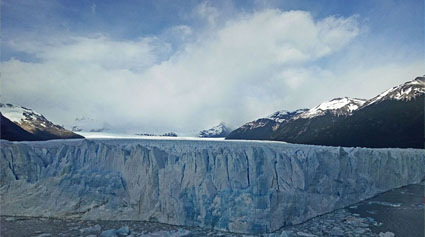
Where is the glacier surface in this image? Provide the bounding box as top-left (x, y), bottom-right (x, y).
top-left (1, 138), bottom-right (424, 234)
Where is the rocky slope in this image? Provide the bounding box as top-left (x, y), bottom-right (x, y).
top-left (0, 113), bottom-right (39, 141)
top-left (269, 97), bottom-right (368, 146)
top-left (228, 76), bottom-right (424, 149)
top-left (272, 76), bottom-right (425, 148)
top-left (362, 76), bottom-right (425, 107)
top-left (227, 98), bottom-right (365, 142)
top-left (294, 97), bottom-right (366, 119)
top-left (1, 139), bottom-right (424, 234)
top-left (199, 122), bottom-right (232, 138)
top-left (0, 103), bottom-right (83, 141)
top-left (226, 109), bottom-right (307, 140)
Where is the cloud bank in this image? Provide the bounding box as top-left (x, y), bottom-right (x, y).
top-left (1, 7), bottom-right (423, 135)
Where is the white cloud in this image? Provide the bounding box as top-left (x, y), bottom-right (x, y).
top-left (195, 1), bottom-right (220, 27)
top-left (2, 8), bottom-right (421, 135)
top-left (6, 36), bottom-right (170, 71)
top-left (171, 25), bottom-right (193, 37)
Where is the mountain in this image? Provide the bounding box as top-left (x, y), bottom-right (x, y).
top-left (226, 109), bottom-right (307, 140)
top-left (362, 77), bottom-right (425, 107)
top-left (199, 122), bottom-right (233, 138)
top-left (0, 103), bottom-right (84, 141)
top-left (71, 117), bottom-right (111, 132)
top-left (136, 132), bottom-right (178, 137)
top-left (271, 76), bottom-right (425, 148)
top-left (294, 97), bottom-right (366, 119)
top-left (0, 113), bottom-right (39, 141)
top-left (269, 97), bottom-right (367, 144)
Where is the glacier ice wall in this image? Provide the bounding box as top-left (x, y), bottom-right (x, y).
top-left (1, 139), bottom-right (424, 234)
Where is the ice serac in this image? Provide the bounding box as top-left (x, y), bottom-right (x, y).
top-left (1, 139), bottom-right (424, 234)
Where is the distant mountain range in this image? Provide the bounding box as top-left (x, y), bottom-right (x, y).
top-left (0, 103), bottom-right (83, 141)
top-left (227, 76), bottom-right (425, 149)
top-left (71, 116), bottom-right (111, 133)
top-left (2, 76), bottom-right (423, 148)
top-left (136, 132), bottom-right (178, 137)
top-left (199, 122), bottom-right (233, 138)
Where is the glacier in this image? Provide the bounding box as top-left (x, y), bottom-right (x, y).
top-left (1, 138), bottom-right (424, 234)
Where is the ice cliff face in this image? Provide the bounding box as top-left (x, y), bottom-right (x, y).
top-left (1, 139), bottom-right (424, 234)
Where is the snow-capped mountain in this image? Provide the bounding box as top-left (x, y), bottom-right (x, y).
top-left (229, 76), bottom-right (424, 148)
top-left (199, 122), bottom-right (233, 138)
top-left (0, 103), bottom-right (46, 128)
top-left (271, 76), bottom-right (424, 148)
top-left (0, 103), bottom-right (83, 141)
top-left (296, 97), bottom-right (367, 119)
top-left (71, 117), bottom-right (111, 132)
top-left (226, 109), bottom-right (307, 140)
top-left (244, 109), bottom-right (308, 131)
top-left (362, 76), bottom-right (425, 107)
top-left (267, 109), bottom-right (309, 122)
top-left (1, 113), bottom-right (39, 141)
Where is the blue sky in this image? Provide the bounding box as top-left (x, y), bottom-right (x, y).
top-left (2, 0), bottom-right (424, 61)
top-left (1, 0), bottom-right (424, 134)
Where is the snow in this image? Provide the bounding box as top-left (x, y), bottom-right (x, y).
top-left (238, 109), bottom-right (308, 131)
top-left (364, 77), bottom-right (425, 106)
top-left (267, 110), bottom-right (290, 122)
top-left (0, 103), bottom-right (42, 124)
top-left (1, 139), bottom-right (424, 234)
top-left (0, 103), bottom-right (60, 133)
top-left (245, 120), bottom-right (268, 129)
top-left (206, 124), bottom-right (224, 134)
top-left (365, 87), bottom-right (397, 106)
top-left (297, 97), bottom-right (366, 119)
top-left (266, 109), bottom-right (307, 123)
top-left (199, 122), bottom-right (231, 137)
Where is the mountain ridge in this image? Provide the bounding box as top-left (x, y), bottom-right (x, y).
top-left (0, 103), bottom-right (84, 141)
top-left (226, 109), bottom-right (307, 140)
top-left (199, 122), bottom-right (233, 138)
top-left (227, 76), bottom-right (424, 148)
top-left (295, 97), bottom-right (367, 119)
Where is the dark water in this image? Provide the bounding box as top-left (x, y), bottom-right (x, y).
top-left (0, 216), bottom-right (245, 237)
top-left (348, 183), bottom-right (424, 237)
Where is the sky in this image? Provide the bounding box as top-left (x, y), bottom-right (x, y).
top-left (1, 0), bottom-right (424, 135)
